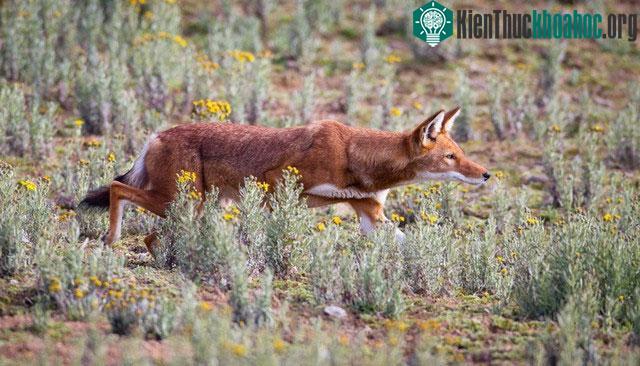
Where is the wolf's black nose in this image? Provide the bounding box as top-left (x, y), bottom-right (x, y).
top-left (483, 172), bottom-right (491, 181)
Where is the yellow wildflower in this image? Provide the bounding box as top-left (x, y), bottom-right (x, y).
top-left (332, 216), bottom-right (342, 225)
top-left (500, 268), bottom-right (508, 276)
top-left (256, 181), bottom-right (270, 192)
top-left (396, 321), bottom-right (409, 332)
top-left (228, 50), bottom-right (255, 63)
top-left (589, 124), bottom-right (604, 133)
top-left (58, 211), bottom-right (76, 222)
top-left (227, 342), bottom-right (247, 357)
top-left (74, 119), bottom-right (84, 127)
top-left (286, 165), bottom-right (300, 175)
top-left (384, 54), bottom-right (402, 64)
top-left (388, 335), bottom-right (399, 346)
top-left (199, 301), bottom-right (213, 311)
top-left (618, 295), bottom-right (624, 302)
top-left (18, 180), bottom-right (37, 192)
top-left (526, 216), bottom-right (539, 225)
top-left (412, 101), bottom-right (423, 110)
top-left (188, 190), bottom-right (202, 200)
top-left (495, 171), bottom-right (505, 179)
top-left (193, 99), bottom-right (232, 121)
top-left (107, 152), bottom-right (116, 163)
top-left (420, 212), bottom-right (438, 225)
top-left (496, 255), bottom-right (504, 264)
top-left (352, 62), bottom-right (365, 70)
top-left (391, 212), bottom-right (405, 222)
top-left (603, 213), bottom-right (613, 222)
top-left (549, 124), bottom-right (561, 133)
top-left (223, 213), bottom-right (235, 221)
top-left (417, 319), bottom-right (441, 332)
top-left (390, 107), bottom-right (403, 117)
top-left (177, 170), bottom-right (197, 184)
top-left (173, 35), bottom-right (188, 48)
top-left (90, 276), bottom-right (102, 287)
top-left (74, 288), bottom-right (84, 299)
top-left (338, 334), bottom-right (350, 346)
top-left (48, 278), bottom-right (62, 293)
top-left (316, 222), bottom-right (326, 232)
top-left (84, 139), bottom-right (102, 148)
top-left (273, 338), bottom-right (286, 353)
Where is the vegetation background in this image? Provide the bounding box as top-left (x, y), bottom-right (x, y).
top-left (0, 0), bottom-right (639, 364)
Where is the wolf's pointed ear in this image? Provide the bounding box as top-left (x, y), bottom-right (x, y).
top-left (442, 107), bottom-right (461, 134)
top-left (412, 110), bottom-right (445, 147)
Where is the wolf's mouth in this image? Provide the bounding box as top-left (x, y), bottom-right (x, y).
top-left (418, 171), bottom-right (486, 185)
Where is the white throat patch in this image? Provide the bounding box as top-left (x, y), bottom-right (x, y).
top-left (307, 184), bottom-right (378, 200)
top-left (417, 171), bottom-right (485, 185)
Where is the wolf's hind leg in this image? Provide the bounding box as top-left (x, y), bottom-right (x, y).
top-left (103, 181), bottom-right (171, 246)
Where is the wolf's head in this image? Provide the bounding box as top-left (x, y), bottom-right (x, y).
top-left (408, 107), bottom-right (490, 185)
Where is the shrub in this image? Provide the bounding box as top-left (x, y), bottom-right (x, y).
top-left (342, 227), bottom-right (405, 318)
top-left (0, 163), bottom-right (52, 276)
top-left (155, 174), bottom-right (236, 282)
top-left (403, 221), bottom-right (457, 295)
top-left (263, 169), bottom-right (312, 277)
top-left (511, 209), bottom-right (640, 325)
top-left (607, 89), bottom-right (640, 170)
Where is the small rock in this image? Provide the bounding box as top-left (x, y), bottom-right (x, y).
top-left (323, 305), bottom-right (347, 319)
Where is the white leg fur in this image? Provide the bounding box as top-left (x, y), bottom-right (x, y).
top-left (394, 228), bottom-right (406, 243)
top-left (359, 214), bottom-right (376, 235)
top-left (108, 199), bottom-right (127, 244)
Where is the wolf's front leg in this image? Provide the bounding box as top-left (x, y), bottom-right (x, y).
top-left (349, 198), bottom-right (405, 242)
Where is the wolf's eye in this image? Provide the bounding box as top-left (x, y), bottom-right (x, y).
top-left (445, 153), bottom-right (456, 160)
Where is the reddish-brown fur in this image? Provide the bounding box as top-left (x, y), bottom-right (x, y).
top-left (83, 107), bottom-right (489, 251)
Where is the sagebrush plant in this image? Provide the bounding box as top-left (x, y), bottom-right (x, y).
top-left (607, 88), bottom-right (640, 170)
top-left (263, 169), bottom-right (312, 277)
top-left (37, 245), bottom-right (125, 320)
top-left (453, 69), bottom-right (473, 142)
top-left (238, 176), bottom-right (268, 272)
top-left (511, 207), bottom-right (640, 325)
top-left (0, 82), bottom-right (29, 155)
top-left (403, 220), bottom-right (457, 296)
top-left (0, 0), bottom-right (639, 362)
top-left (0, 163), bottom-right (52, 276)
top-left (342, 227), bottom-right (405, 318)
top-left (155, 172), bottom-right (236, 283)
top-left (308, 223), bottom-right (347, 304)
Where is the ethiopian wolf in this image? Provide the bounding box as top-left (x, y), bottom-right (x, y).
top-left (80, 107), bottom-right (490, 252)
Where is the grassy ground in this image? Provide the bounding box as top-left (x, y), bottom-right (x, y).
top-left (0, 0), bottom-right (639, 364)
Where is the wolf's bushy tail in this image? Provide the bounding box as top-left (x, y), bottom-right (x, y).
top-left (78, 136), bottom-right (153, 210)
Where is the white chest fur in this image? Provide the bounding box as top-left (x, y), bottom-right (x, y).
top-left (307, 184), bottom-right (389, 204)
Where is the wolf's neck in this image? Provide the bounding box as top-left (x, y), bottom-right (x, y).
top-left (348, 131), bottom-right (417, 191)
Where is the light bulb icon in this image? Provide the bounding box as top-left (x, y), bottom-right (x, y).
top-left (417, 5), bottom-right (446, 47)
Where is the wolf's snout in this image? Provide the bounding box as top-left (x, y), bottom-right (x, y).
top-left (482, 172), bottom-right (491, 181)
